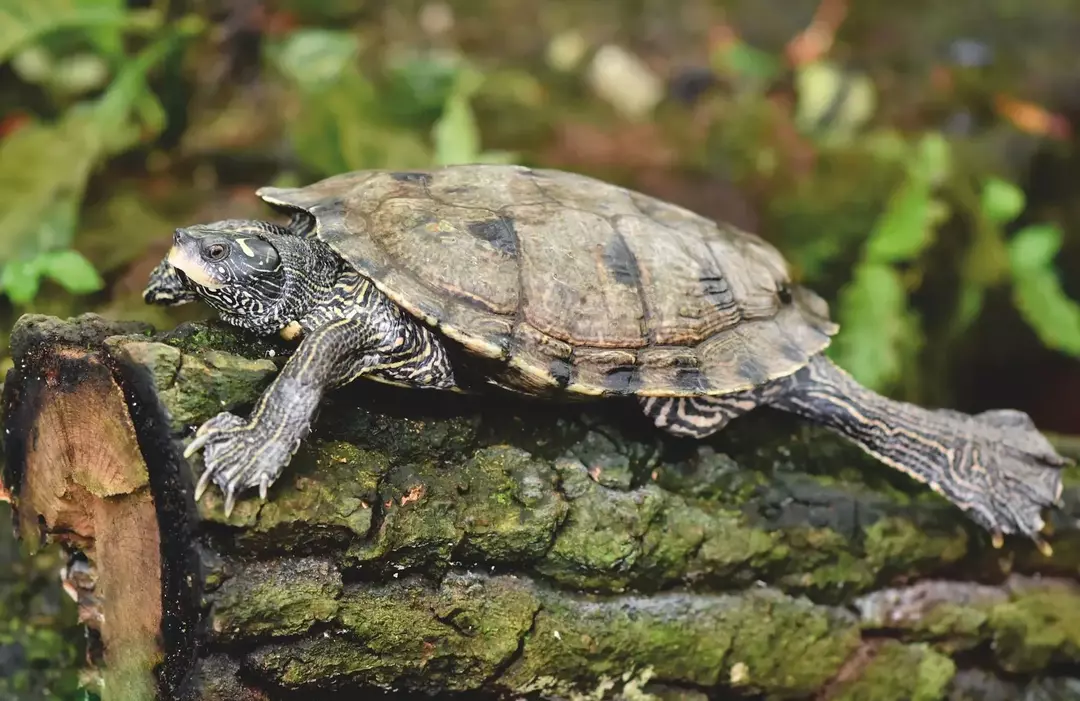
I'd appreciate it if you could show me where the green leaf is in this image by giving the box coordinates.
[955,282,986,333]
[91,27,189,146]
[908,132,951,185]
[1007,222,1080,356]
[0,0,151,64]
[269,28,361,92]
[0,116,99,262]
[1007,223,1062,272]
[285,70,431,176]
[828,263,921,390]
[981,177,1025,224]
[0,30,185,263]
[864,177,936,263]
[0,259,42,305]
[711,39,782,86]
[39,249,103,294]
[794,61,876,143]
[1011,270,1080,357]
[384,51,463,125]
[433,94,481,165]
[1005,221,1080,356]
[433,67,488,166]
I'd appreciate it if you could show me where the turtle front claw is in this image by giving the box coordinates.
[185,412,293,517]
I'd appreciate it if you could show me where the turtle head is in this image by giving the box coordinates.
[166,219,324,334]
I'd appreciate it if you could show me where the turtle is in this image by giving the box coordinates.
[144,164,1066,548]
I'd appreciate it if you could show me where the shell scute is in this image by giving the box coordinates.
[259,165,838,396]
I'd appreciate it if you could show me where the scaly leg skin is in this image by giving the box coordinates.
[143,260,199,306]
[641,355,1067,551]
[185,271,456,516]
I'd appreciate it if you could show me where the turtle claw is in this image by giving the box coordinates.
[223,487,238,519]
[184,432,209,459]
[184,411,295,515]
[194,465,214,502]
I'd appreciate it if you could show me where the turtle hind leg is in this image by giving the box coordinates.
[639,394,762,439]
[764,354,1067,547]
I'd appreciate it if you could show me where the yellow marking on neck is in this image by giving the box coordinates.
[166,247,223,289]
[236,238,256,257]
[280,321,303,341]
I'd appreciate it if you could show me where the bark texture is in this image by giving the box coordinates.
[4,313,1080,701]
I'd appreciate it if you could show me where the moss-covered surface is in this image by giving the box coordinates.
[209,557,342,641]
[13,316,1080,698]
[829,641,955,701]
[856,577,1080,679]
[244,572,860,699]
[110,338,278,434]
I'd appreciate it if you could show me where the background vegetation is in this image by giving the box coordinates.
[1,0,1079,698]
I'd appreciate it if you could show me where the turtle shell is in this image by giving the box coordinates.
[256,165,838,397]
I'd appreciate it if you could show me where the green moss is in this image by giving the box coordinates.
[112,339,277,432]
[245,574,860,698]
[253,572,540,691]
[690,513,789,583]
[536,458,668,591]
[321,397,482,466]
[830,641,955,701]
[455,445,569,562]
[9,313,152,359]
[501,587,860,699]
[209,556,342,642]
[157,321,280,359]
[863,517,968,573]
[215,441,385,548]
[854,579,1080,673]
[562,427,661,491]
[721,590,863,698]
[919,603,989,644]
[781,547,876,592]
[346,456,472,569]
[987,586,1080,673]
[245,636,384,689]
[768,516,967,598]
[343,444,567,571]
[652,445,764,502]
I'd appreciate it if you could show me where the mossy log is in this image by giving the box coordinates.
[4,313,1080,701]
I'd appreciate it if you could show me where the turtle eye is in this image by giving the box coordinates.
[204,243,229,261]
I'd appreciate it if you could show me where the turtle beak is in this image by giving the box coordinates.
[166,228,224,290]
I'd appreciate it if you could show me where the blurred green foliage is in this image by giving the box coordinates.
[0,529,86,701]
[265,28,514,176]
[0,0,201,305]
[712,41,1080,392]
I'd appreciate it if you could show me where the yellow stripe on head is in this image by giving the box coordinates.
[236,238,256,257]
[166,246,224,289]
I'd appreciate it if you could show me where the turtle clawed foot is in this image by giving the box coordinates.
[185,412,291,517]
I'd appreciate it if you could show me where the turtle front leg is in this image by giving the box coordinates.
[184,271,456,516]
[144,259,199,306]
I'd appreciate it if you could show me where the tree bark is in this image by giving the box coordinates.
[3,313,1080,701]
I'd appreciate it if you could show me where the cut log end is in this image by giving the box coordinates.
[3,326,162,700]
